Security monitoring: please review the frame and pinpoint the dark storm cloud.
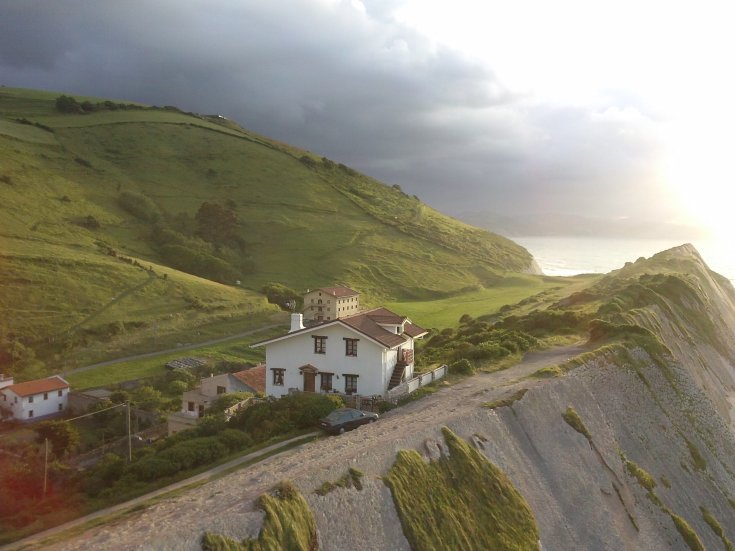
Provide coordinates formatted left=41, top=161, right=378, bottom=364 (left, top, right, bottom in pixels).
left=0, top=0, right=667, bottom=222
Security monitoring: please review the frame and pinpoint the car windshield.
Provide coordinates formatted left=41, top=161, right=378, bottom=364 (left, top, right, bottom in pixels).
left=324, top=410, right=351, bottom=422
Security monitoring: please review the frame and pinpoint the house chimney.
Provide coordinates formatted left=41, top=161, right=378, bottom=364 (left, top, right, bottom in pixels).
left=290, top=313, right=304, bottom=332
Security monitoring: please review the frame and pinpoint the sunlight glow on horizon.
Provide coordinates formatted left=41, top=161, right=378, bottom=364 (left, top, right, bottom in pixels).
left=392, top=0, right=735, bottom=240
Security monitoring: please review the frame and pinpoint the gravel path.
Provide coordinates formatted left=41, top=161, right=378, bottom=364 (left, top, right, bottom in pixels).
left=11, top=344, right=586, bottom=551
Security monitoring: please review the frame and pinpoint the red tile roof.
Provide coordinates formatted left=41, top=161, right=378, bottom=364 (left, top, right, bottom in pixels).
left=4, top=376, right=69, bottom=397
left=404, top=322, right=429, bottom=338
left=317, top=286, right=359, bottom=298
left=232, top=365, right=266, bottom=394
left=252, top=307, right=427, bottom=350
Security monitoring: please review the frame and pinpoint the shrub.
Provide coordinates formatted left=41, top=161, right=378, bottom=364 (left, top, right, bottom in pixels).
left=449, top=358, right=475, bottom=375
left=79, top=215, right=100, bottom=229
left=261, top=283, right=301, bottom=310
left=230, top=393, right=342, bottom=441
left=299, top=155, right=317, bottom=168
left=217, top=429, right=252, bottom=451
left=55, top=95, right=82, bottom=113
left=117, top=191, right=161, bottom=222
left=167, top=380, right=189, bottom=395
left=159, top=245, right=240, bottom=284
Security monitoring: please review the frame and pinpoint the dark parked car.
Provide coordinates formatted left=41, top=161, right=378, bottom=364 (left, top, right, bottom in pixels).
left=319, top=408, right=378, bottom=434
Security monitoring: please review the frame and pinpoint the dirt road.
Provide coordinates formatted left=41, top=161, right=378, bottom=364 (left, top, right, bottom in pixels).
left=66, top=324, right=283, bottom=376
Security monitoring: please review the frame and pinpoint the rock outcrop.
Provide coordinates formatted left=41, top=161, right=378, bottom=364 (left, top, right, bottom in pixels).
left=36, top=246, right=735, bottom=550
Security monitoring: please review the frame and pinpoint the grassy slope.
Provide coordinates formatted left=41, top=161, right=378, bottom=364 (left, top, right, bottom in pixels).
left=0, top=86, right=544, bottom=369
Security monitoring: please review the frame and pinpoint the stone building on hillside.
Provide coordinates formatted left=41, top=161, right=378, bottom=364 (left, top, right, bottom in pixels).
left=167, top=366, right=265, bottom=436
left=303, top=286, right=360, bottom=323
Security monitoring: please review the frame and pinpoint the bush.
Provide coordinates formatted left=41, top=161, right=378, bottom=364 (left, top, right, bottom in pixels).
left=450, top=359, right=476, bottom=375
left=167, top=380, right=189, bottom=395
left=217, top=429, right=252, bottom=451
left=79, top=215, right=100, bottom=229
left=55, top=95, right=83, bottom=113
left=261, top=282, right=301, bottom=310
left=159, top=245, right=240, bottom=284
left=230, top=393, right=342, bottom=441
left=117, top=191, right=161, bottom=222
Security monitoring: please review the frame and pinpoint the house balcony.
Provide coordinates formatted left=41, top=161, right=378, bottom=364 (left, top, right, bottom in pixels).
left=396, top=349, right=414, bottom=367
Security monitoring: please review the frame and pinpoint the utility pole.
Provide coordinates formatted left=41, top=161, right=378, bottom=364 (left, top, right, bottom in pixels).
left=43, top=437, right=49, bottom=497
left=127, top=401, right=132, bottom=462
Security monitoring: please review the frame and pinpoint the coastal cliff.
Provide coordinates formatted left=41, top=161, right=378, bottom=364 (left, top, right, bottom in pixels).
left=33, top=245, right=735, bottom=551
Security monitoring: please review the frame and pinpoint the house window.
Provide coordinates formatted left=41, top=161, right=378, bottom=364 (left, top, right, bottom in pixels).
left=216, top=386, right=226, bottom=395
left=272, top=368, right=285, bottom=386
left=28, top=395, right=34, bottom=403
left=344, top=338, right=358, bottom=356
left=44, top=392, right=48, bottom=400
left=28, top=410, right=34, bottom=418
left=58, top=390, right=63, bottom=397
left=188, top=401, right=195, bottom=412
left=320, top=373, right=333, bottom=391
left=313, top=336, right=327, bottom=354
left=58, top=404, right=63, bottom=411
left=344, top=375, right=358, bottom=395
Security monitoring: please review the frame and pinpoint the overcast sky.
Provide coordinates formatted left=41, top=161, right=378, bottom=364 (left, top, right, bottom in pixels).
left=2, top=0, right=734, bottom=236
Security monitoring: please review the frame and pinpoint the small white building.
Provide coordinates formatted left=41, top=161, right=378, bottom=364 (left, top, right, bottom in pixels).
left=303, top=286, right=360, bottom=324
left=253, top=307, right=427, bottom=398
left=0, top=375, right=70, bottom=421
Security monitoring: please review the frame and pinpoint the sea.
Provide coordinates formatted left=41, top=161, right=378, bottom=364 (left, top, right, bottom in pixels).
left=514, top=236, right=735, bottom=283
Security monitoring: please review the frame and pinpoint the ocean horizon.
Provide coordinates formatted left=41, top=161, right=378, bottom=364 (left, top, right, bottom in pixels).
left=514, top=236, right=735, bottom=282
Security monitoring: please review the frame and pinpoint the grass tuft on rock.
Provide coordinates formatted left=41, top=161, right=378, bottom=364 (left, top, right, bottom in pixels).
left=700, top=505, right=734, bottom=551
left=483, top=389, right=528, bottom=410
left=562, top=406, right=592, bottom=441
left=201, top=481, right=317, bottom=551
left=385, top=427, right=539, bottom=551
left=670, top=513, right=705, bottom=551
left=684, top=438, right=707, bottom=472
left=314, top=468, right=364, bottom=496
left=623, top=457, right=657, bottom=492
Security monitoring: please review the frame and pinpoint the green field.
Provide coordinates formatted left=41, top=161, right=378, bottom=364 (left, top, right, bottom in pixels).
left=387, top=274, right=597, bottom=328
left=0, top=86, right=545, bottom=377
left=65, top=325, right=283, bottom=390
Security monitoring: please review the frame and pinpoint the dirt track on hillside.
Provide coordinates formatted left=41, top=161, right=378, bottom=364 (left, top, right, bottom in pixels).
left=15, top=344, right=586, bottom=551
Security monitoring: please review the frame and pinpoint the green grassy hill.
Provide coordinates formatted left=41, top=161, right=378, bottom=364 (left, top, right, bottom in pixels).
left=0, top=87, right=537, bottom=374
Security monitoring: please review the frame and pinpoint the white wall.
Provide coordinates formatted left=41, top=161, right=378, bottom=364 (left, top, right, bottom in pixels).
left=265, top=324, right=391, bottom=397
left=3, top=388, right=68, bottom=421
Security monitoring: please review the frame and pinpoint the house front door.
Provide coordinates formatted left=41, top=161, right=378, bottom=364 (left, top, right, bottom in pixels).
left=304, top=372, right=316, bottom=393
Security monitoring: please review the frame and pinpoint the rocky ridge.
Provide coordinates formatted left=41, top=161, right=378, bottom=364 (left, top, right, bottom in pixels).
left=29, top=245, right=735, bottom=551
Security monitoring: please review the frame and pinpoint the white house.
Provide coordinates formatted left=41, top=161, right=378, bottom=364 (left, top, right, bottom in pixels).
left=0, top=375, right=70, bottom=421
left=253, top=307, right=427, bottom=398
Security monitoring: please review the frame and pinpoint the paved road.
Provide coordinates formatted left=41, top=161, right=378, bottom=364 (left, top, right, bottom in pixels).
left=66, top=324, right=284, bottom=375
left=1, top=432, right=319, bottom=551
